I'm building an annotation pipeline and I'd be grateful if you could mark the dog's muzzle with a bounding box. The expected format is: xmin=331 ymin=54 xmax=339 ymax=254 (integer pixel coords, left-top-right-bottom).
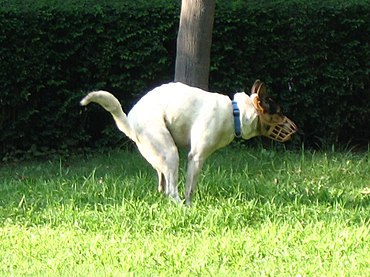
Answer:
xmin=260 ymin=116 xmax=297 ymax=142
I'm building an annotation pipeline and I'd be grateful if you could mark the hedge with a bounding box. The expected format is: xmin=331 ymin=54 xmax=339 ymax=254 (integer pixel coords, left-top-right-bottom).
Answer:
xmin=211 ymin=0 xmax=370 ymax=148
xmin=0 ymin=0 xmax=369 ymax=159
xmin=0 ymin=0 xmax=179 ymax=159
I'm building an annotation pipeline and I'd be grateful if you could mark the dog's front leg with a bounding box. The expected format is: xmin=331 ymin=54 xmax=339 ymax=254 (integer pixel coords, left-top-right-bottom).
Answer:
xmin=185 ymin=153 xmax=204 ymax=206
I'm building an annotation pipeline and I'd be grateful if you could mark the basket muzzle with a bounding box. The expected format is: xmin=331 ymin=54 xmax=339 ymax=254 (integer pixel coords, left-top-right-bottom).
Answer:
xmin=252 ymin=95 xmax=297 ymax=142
xmin=260 ymin=116 xmax=297 ymax=142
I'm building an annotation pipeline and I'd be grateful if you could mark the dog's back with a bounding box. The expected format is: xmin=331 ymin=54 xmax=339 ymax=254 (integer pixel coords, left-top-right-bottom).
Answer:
xmin=128 ymin=82 xmax=233 ymax=147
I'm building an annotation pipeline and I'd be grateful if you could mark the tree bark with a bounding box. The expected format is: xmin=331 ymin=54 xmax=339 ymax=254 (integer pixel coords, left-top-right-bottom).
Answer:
xmin=174 ymin=0 xmax=216 ymax=91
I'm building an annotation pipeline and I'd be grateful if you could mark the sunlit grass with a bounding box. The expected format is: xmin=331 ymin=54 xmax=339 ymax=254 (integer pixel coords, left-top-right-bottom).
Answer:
xmin=0 ymin=146 xmax=369 ymax=276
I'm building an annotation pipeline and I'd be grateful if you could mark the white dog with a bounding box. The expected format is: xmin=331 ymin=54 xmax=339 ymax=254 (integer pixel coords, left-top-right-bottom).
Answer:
xmin=80 ymin=80 xmax=296 ymax=205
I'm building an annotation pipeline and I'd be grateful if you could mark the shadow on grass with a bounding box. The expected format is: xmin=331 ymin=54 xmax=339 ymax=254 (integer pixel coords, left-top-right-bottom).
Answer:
xmin=199 ymin=147 xmax=370 ymax=211
xmin=0 ymin=147 xmax=369 ymax=226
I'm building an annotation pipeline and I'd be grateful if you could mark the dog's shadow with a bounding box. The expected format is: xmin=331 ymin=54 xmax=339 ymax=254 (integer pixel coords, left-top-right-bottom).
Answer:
xmin=195 ymin=147 xmax=369 ymax=213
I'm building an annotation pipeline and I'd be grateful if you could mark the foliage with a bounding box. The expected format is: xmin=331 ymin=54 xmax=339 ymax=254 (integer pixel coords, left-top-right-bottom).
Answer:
xmin=0 ymin=0 xmax=369 ymax=159
xmin=0 ymin=147 xmax=369 ymax=275
xmin=211 ymin=0 xmax=370 ymax=147
xmin=0 ymin=0 xmax=179 ymax=159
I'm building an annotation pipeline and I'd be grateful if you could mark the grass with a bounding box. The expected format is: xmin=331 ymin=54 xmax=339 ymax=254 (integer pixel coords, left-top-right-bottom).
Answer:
xmin=0 ymin=146 xmax=369 ymax=276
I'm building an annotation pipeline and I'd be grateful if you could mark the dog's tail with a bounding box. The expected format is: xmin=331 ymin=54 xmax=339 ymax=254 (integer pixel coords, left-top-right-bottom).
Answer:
xmin=80 ymin=90 xmax=134 ymax=139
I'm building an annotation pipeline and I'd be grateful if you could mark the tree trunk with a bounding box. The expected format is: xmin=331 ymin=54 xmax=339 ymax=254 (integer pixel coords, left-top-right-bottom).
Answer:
xmin=174 ymin=0 xmax=216 ymax=91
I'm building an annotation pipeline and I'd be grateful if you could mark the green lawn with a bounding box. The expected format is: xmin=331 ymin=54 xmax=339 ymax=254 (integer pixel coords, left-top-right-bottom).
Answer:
xmin=0 ymin=146 xmax=369 ymax=276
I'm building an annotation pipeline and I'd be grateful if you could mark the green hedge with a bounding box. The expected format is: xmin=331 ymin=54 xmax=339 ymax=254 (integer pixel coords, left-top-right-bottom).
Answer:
xmin=0 ymin=0 xmax=179 ymax=158
xmin=0 ymin=0 xmax=369 ymax=159
xmin=210 ymin=0 xmax=370 ymax=147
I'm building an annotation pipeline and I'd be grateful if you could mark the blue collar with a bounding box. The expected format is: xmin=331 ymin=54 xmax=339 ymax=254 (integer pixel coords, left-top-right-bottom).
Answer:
xmin=232 ymin=101 xmax=241 ymax=137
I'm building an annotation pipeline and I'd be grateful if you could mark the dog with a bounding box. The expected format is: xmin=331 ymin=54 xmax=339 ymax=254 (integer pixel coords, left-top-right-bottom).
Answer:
xmin=80 ymin=80 xmax=297 ymax=205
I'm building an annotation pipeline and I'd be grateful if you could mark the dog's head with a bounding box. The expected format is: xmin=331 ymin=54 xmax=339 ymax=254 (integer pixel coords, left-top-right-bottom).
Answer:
xmin=250 ymin=80 xmax=297 ymax=142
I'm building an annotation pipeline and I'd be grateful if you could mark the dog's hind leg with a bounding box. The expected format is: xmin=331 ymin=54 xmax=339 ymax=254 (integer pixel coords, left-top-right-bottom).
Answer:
xmin=135 ymin=130 xmax=181 ymax=203
xmin=157 ymin=171 xmax=166 ymax=193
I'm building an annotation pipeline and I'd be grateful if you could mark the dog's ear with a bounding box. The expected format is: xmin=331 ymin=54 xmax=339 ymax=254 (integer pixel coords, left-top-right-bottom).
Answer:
xmin=251 ymin=80 xmax=263 ymax=95
xmin=251 ymin=80 xmax=271 ymax=113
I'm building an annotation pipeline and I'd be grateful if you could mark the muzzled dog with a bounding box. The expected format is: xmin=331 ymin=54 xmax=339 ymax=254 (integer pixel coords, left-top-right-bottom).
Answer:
xmin=80 ymin=80 xmax=297 ymax=205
